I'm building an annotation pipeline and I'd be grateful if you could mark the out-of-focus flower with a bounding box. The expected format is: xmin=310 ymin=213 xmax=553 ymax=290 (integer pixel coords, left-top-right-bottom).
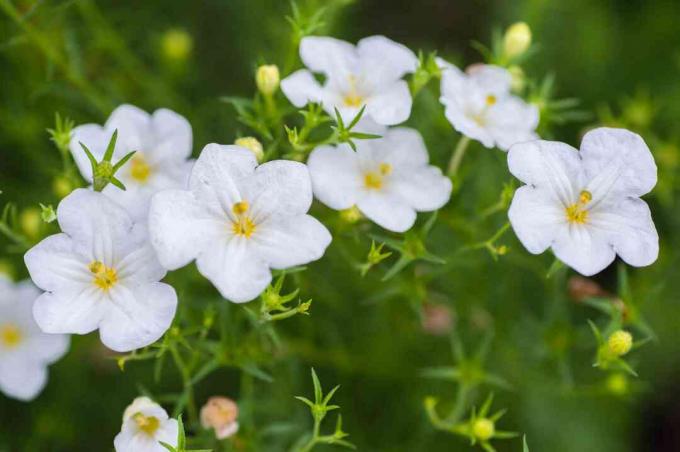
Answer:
xmin=20 ymin=207 xmax=42 ymax=240
xmin=0 ymin=276 xmax=69 ymax=401
xmin=438 ymin=60 xmax=539 ymax=151
xmin=256 ymin=65 xmax=280 ymax=96
xmin=161 ymin=28 xmax=193 ymax=62
xmin=149 ymin=145 xmax=332 ymax=303
xmin=503 ymin=22 xmax=532 ymax=60
xmin=69 ymin=104 xmax=194 ymax=221
xmin=567 ymin=275 xmax=608 ymax=302
xmin=421 ymin=303 xmax=453 ymax=335
xmin=307 ymin=128 xmax=451 ymax=232
xmin=200 ymin=396 xmax=239 ymax=439
xmin=281 ymin=35 xmax=417 ymax=125
xmin=508 ymin=128 xmax=658 ymax=276
xmin=234 ymin=136 xmax=264 ymax=162
xmin=114 ymin=396 xmax=178 ymax=452
xmin=24 ymin=189 xmax=177 ymax=352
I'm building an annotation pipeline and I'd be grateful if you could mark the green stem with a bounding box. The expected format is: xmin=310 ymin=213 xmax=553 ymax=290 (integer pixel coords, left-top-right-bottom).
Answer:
xmin=170 ymin=345 xmax=198 ymax=426
xmin=447 ymin=136 xmax=471 ymax=178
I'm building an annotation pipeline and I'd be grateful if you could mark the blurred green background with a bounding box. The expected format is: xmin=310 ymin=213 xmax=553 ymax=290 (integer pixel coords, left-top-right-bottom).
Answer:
xmin=2 ymin=0 xmax=680 ymax=451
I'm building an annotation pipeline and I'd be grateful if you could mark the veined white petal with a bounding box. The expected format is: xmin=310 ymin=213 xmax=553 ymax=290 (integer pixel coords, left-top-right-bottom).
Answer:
xmin=24 ymin=233 xmax=91 ymax=292
xmin=105 ymin=104 xmax=151 ymax=152
xmin=300 ymin=36 xmax=358 ymax=77
xmin=508 ymin=186 xmax=564 ymax=254
xmin=391 ymin=166 xmax=452 ymax=211
xmin=307 ymin=144 xmax=362 ymax=210
xmin=148 ymin=108 xmax=193 ymax=162
xmin=486 ymin=97 xmax=539 ymax=151
xmin=32 ymin=285 xmax=106 ymax=335
xmin=365 ymin=80 xmax=412 ymax=125
xmin=356 ymin=191 xmax=417 ymax=233
xmin=552 ymin=224 xmax=616 ymax=276
xmin=363 ymin=127 xmax=428 ymax=167
xmin=280 ymin=69 xmax=326 ymax=108
xmin=357 ymin=35 xmax=417 ymax=83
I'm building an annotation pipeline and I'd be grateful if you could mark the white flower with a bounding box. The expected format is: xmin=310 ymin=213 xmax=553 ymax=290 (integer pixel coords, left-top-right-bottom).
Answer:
xmin=508 ymin=127 xmax=659 ymax=276
xmin=70 ymin=104 xmax=194 ymax=221
xmin=281 ymin=35 xmax=418 ymax=126
xmin=439 ymin=61 xmax=539 ymax=150
xmin=24 ymin=189 xmax=178 ymax=352
xmin=0 ymin=276 xmax=69 ymax=401
xmin=114 ymin=396 xmax=178 ymax=452
xmin=148 ymin=144 xmax=332 ymax=303
xmin=307 ymin=128 xmax=452 ymax=232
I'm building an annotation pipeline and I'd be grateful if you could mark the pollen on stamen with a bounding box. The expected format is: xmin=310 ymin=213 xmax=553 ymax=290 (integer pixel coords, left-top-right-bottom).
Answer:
xmin=231 ymin=201 xmax=256 ymax=237
xmin=486 ymin=94 xmax=497 ymax=106
xmin=130 ymin=155 xmax=152 ymax=183
xmin=232 ymin=201 xmax=249 ymax=215
xmin=579 ymin=190 xmax=592 ymax=204
xmin=0 ymin=324 xmax=22 ymax=348
xmin=379 ymin=163 xmax=392 ymax=175
xmin=89 ymin=261 xmax=118 ymax=291
xmin=133 ymin=413 xmax=160 ymax=436
xmin=344 ymin=93 xmax=363 ymax=107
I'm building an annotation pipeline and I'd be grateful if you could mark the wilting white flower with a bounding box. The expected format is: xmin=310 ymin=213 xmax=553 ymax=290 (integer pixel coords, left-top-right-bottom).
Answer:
xmin=307 ymin=128 xmax=452 ymax=232
xmin=0 ymin=277 xmax=69 ymax=401
xmin=148 ymin=144 xmax=332 ymax=303
xmin=70 ymin=104 xmax=194 ymax=221
xmin=114 ymin=396 xmax=178 ymax=452
xmin=508 ymin=127 xmax=658 ymax=276
xmin=281 ymin=35 xmax=418 ymax=126
xmin=24 ymin=189 xmax=178 ymax=352
xmin=439 ymin=61 xmax=539 ymax=150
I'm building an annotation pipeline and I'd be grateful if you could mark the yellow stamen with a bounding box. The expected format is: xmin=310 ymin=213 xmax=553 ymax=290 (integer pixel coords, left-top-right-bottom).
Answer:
xmin=232 ymin=201 xmax=249 ymax=216
xmin=231 ymin=201 xmax=256 ymax=237
xmin=133 ymin=413 xmax=160 ymax=436
xmin=486 ymin=94 xmax=497 ymax=106
xmin=0 ymin=324 xmax=22 ymax=348
xmin=379 ymin=163 xmax=392 ymax=175
xmin=89 ymin=261 xmax=118 ymax=291
xmin=364 ymin=163 xmax=392 ymax=190
xmin=129 ymin=155 xmax=152 ymax=183
xmin=565 ymin=190 xmax=592 ymax=224
xmin=343 ymin=75 xmax=364 ymax=107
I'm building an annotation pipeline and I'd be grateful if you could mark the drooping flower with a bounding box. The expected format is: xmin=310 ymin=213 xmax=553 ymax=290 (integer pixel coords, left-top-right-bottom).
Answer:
xmin=24 ymin=189 xmax=178 ymax=352
xmin=148 ymin=144 xmax=332 ymax=303
xmin=70 ymin=104 xmax=194 ymax=221
xmin=200 ymin=396 xmax=239 ymax=439
xmin=438 ymin=61 xmax=539 ymax=150
xmin=507 ymin=127 xmax=659 ymax=276
xmin=281 ymin=35 xmax=418 ymax=126
xmin=114 ymin=396 xmax=178 ymax=452
xmin=0 ymin=276 xmax=69 ymax=401
xmin=307 ymin=128 xmax=452 ymax=232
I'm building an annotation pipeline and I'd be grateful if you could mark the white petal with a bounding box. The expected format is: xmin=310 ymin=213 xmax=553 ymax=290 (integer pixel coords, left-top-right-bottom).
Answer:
xmin=300 ymin=36 xmax=357 ymax=76
xmin=253 ymin=215 xmax=332 ymax=269
xmin=117 ymin=228 xmax=167 ymax=284
xmin=69 ymin=124 xmax=110 ymax=182
xmin=580 ymin=127 xmax=657 ymax=198
xmin=99 ymin=283 xmax=177 ymax=352
xmin=508 ymin=186 xmax=564 ymax=254
xmin=196 ymin=238 xmax=272 ymax=303
xmin=368 ymin=127 xmax=429 ymax=167
xmin=552 ymin=225 xmax=616 ymax=276
xmin=105 ymin=104 xmax=151 ymax=152
xmin=467 ymin=65 xmax=512 ymax=97
xmin=356 ymin=191 xmax=417 ymax=233
xmin=25 ymin=333 xmax=70 ymax=364
xmin=32 ymin=286 xmax=106 ymax=335
xmin=0 ymin=355 xmax=47 ymax=401
xmin=281 ymin=69 xmax=326 ymax=107
xmin=357 ymin=35 xmax=417 ymax=83
xmin=365 ymin=80 xmax=412 ymax=125
xmin=391 ymin=166 xmax=452 ymax=211
xmin=507 ymin=140 xmax=584 ymax=208
xmin=307 ymin=144 xmax=361 ymax=210
xmin=590 ymin=198 xmax=658 ymax=268
xmin=24 ymin=233 xmax=90 ymax=292
xmin=486 ymin=97 xmax=539 ymax=151
xmin=441 ymin=100 xmax=495 ymax=148
xmin=148 ymin=108 xmax=193 ymax=162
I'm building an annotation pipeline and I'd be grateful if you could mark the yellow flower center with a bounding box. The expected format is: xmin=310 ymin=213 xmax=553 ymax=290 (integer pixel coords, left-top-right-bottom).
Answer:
xmin=343 ymin=75 xmax=364 ymax=107
xmin=133 ymin=413 xmax=160 ymax=436
xmin=363 ymin=163 xmax=392 ymax=190
xmin=486 ymin=94 xmax=497 ymax=106
xmin=0 ymin=324 xmax=22 ymax=348
xmin=231 ymin=201 xmax=256 ymax=238
xmin=130 ymin=155 xmax=152 ymax=183
xmin=89 ymin=261 xmax=118 ymax=291
xmin=565 ymin=190 xmax=592 ymax=224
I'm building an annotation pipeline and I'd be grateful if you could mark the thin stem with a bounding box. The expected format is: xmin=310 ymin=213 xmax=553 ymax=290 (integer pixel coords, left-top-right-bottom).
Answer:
xmin=170 ymin=345 xmax=198 ymax=426
xmin=447 ymin=136 xmax=471 ymax=178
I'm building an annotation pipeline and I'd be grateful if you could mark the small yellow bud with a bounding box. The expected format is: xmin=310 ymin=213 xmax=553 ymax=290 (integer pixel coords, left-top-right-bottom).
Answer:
xmin=20 ymin=207 xmax=42 ymax=240
xmin=503 ymin=22 xmax=532 ymax=60
xmin=235 ymin=137 xmax=264 ymax=162
xmin=52 ymin=176 xmax=73 ymax=198
xmin=256 ymin=64 xmax=280 ymax=96
xmin=606 ymin=373 xmax=629 ymax=396
xmin=607 ymin=330 xmax=633 ymax=357
xmin=161 ymin=28 xmax=193 ymax=62
xmin=0 ymin=259 xmax=14 ymax=279
xmin=339 ymin=205 xmax=363 ymax=223
xmin=472 ymin=418 xmax=495 ymax=442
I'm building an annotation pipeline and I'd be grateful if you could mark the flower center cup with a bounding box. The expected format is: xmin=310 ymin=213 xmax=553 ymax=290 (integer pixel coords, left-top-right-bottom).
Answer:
xmin=565 ymin=190 xmax=592 ymax=224
xmin=89 ymin=261 xmax=118 ymax=291
xmin=129 ymin=154 xmax=152 ymax=183
xmin=133 ymin=413 xmax=160 ymax=436
xmin=231 ymin=201 xmax=256 ymax=238
xmin=364 ymin=163 xmax=392 ymax=190
xmin=0 ymin=324 xmax=22 ymax=348
xmin=343 ymin=75 xmax=364 ymax=107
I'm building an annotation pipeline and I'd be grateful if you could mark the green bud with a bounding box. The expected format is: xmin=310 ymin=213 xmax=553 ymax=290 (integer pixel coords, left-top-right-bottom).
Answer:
xmin=472 ymin=417 xmax=495 ymax=442
xmin=256 ymin=64 xmax=280 ymax=96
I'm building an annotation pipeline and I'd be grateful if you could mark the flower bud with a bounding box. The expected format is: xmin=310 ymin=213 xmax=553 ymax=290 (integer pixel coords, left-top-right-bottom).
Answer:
xmin=568 ymin=276 xmax=606 ymax=302
xmin=20 ymin=207 xmax=41 ymax=240
xmin=607 ymin=330 xmax=632 ymax=357
xmin=472 ymin=418 xmax=495 ymax=442
xmin=339 ymin=205 xmax=363 ymax=223
xmin=503 ymin=22 xmax=532 ymax=60
xmin=256 ymin=65 xmax=280 ymax=96
xmin=421 ymin=303 xmax=453 ymax=336
xmin=161 ymin=28 xmax=193 ymax=62
xmin=235 ymin=137 xmax=264 ymax=162
xmin=606 ymin=373 xmax=629 ymax=396
xmin=52 ymin=176 xmax=73 ymax=198
xmin=200 ymin=396 xmax=239 ymax=440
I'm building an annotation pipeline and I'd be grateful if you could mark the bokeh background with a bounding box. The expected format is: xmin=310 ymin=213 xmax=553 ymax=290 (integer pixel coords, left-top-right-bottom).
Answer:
xmin=2 ymin=0 xmax=680 ymax=451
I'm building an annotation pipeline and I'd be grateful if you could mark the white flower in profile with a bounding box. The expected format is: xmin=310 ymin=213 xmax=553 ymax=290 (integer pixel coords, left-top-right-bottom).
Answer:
xmin=24 ymin=189 xmax=177 ymax=352
xmin=70 ymin=104 xmax=194 ymax=221
xmin=508 ymin=127 xmax=659 ymax=276
xmin=148 ymin=144 xmax=332 ymax=303
xmin=307 ymin=128 xmax=452 ymax=232
xmin=438 ymin=60 xmax=539 ymax=150
xmin=281 ymin=35 xmax=418 ymax=126
xmin=0 ymin=276 xmax=69 ymax=401
xmin=114 ymin=396 xmax=178 ymax=452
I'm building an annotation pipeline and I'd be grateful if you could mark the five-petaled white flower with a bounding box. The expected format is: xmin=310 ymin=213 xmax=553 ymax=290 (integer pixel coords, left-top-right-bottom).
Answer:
xmin=0 ymin=276 xmax=69 ymax=401
xmin=70 ymin=104 xmax=194 ymax=221
xmin=438 ymin=60 xmax=539 ymax=150
xmin=24 ymin=189 xmax=178 ymax=352
xmin=114 ymin=396 xmax=178 ymax=452
xmin=307 ymin=128 xmax=452 ymax=232
xmin=281 ymin=35 xmax=418 ymax=126
xmin=508 ymin=127 xmax=659 ymax=276
xmin=148 ymin=144 xmax=332 ymax=303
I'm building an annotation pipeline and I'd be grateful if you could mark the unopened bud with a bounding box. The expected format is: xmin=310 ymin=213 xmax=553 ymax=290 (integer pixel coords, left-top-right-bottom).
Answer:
xmin=606 ymin=373 xmax=629 ymax=396
xmin=161 ymin=28 xmax=193 ymax=62
xmin=421 ymin=303 xmax=453 ymax=336
xmin=52 ymin=176 xmax=73 ymax=198
xmin=568 ymin=276 xmax=606 ymax=302
xmin=607 ymin=330 xmax=633 ymax=357
xmin=200 ymin=396 xmax=239 ymax=439
xmin=472 ymin=418 xmax=495 ymax=442
xmin=503 ymin=22 xmax=532 ymax=60
xmin=339 ymin=205 xmax=362 ymax=223
xmin=235 ymin=137 xmax=264 ymax=162
xmin=20 ymin=207 xmax=42 ymax=239
xmin=256 ymin=65 xmax=280 ymax=96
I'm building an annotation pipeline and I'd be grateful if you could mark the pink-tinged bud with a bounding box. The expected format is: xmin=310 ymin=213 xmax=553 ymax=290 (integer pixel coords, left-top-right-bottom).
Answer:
xmin=200 ymin=396 xmax=239 ymax=439
xmin=421 ymin=303 xmax=453 ymax=336
xmin=567 ymin=276 xmax=607 ymax=302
